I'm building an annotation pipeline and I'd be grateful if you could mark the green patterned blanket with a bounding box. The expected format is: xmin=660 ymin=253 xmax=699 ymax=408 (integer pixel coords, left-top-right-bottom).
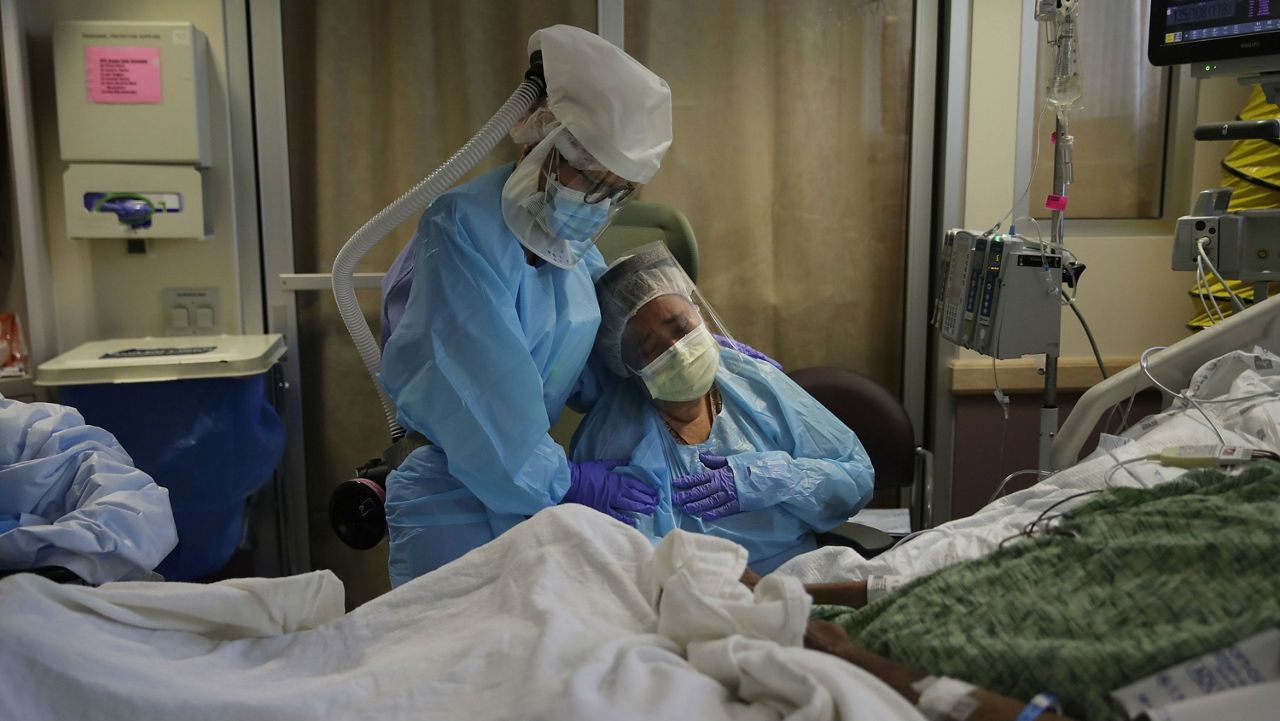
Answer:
xmin=814 ymin=461 xmax=1280 ymax=720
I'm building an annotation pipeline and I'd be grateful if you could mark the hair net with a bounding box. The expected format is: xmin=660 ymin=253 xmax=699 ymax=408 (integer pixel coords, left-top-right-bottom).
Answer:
xmin=509 ymin=105 xmax=558 ymax=146
xmin=595 ymin=241 xmax=696 ymax=377
xmin=529 ymin=25 xmax=672 ymax=183
xmin=510 ymin=107 xmax=611 ymax=176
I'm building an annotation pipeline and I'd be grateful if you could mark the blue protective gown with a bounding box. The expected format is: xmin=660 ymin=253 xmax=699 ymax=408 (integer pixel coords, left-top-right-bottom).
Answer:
xmin=380 ymin=163 xmax=606 ymax=586
xmin=570 ymin=352 xmax=875 ymax=573
xmin=0 ymin=395 xmax=176 ymax=583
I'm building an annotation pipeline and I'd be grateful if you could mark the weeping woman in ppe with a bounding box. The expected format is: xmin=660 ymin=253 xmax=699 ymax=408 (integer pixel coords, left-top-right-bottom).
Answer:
xmin=377 ymin=26 xmax=672 ymax=586
xmin=570 ymin=243 xmax=876 ymax=573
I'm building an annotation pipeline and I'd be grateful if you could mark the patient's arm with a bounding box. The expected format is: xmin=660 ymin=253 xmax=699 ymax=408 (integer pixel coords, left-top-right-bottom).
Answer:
xmin=739 ymin=569 xmax=869 ymax=609
xmin=803 ymin=581 xmax=868 ymax=608
xmin=804 ymin=620 xmax=1077 ymax=721
xmin=741 ymin=573 xmax=1073 ymax=716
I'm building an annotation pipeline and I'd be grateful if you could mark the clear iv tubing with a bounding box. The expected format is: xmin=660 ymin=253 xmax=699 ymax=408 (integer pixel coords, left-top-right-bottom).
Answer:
xmin=332 ymin=77 xmax=546 ymax=440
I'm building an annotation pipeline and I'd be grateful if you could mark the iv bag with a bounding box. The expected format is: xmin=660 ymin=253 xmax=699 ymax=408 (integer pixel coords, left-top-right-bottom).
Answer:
xmin=1045 ymin=12 xmax=1082 ymax=110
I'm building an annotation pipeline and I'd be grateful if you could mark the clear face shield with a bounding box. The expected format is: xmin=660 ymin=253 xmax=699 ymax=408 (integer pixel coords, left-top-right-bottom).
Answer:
xmin=596 ymin=242 xmax=755 ymax=479
xmin=596 ymin=242 xmax=749 ymax=403
xmin=502 ymin=123 xmax=641 ymax=269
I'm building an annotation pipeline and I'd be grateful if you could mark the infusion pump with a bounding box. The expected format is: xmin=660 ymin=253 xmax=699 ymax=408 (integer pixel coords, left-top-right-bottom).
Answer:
xmin=931 ymin=230 xmax=1064 ymax=359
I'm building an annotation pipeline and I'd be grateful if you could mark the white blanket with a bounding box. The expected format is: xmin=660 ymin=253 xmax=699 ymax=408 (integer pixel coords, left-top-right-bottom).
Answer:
xmin=0 ymin=505 xmax=923 ymax=721
xmin=777 ymin=347 xmax=1280 ymax=589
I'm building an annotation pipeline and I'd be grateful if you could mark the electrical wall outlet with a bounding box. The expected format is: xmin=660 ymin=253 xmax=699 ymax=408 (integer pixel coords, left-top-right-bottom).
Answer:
xmin=163 ymin=288 xmax=220 ymax=336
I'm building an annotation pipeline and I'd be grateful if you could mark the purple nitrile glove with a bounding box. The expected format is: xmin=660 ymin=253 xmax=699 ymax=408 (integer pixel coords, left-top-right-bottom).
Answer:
xmin=714 ymin=335 xmax=783 ymax=372
xmin=562 ymin=459 xmax=659 ymax=527
xmin=672 ymin=452 xmax=742 ymax=521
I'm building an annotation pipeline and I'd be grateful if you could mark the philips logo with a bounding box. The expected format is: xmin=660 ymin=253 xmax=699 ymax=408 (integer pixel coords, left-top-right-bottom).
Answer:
xmin=1240 ymin=41 xmax=1262 ymax=49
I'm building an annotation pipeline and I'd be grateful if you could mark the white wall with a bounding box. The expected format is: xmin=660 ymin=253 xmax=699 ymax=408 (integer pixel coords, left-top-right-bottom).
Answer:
xmin=962 ymin=0 xmax=1251 ymax=363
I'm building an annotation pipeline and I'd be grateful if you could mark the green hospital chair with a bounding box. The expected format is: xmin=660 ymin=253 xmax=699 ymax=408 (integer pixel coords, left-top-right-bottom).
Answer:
xmin=594 ymin=201 xmax=699 ymax=281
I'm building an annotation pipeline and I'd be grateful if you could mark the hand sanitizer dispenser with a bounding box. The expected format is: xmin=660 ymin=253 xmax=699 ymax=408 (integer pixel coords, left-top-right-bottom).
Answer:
xmin=53 ymin=21 xmax=213 ymax=240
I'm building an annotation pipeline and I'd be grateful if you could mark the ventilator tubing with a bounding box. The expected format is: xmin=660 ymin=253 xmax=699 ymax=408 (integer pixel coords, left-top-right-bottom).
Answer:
xmin=332 ymin=78 xmax=546 ymax=439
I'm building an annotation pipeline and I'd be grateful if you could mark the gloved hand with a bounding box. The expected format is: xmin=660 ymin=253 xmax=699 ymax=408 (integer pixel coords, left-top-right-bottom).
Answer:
xmin=562 ymin=459 xmax=659 ymax=527
xmin=672 ymin=453 xmax=742 ymax=520
xmin=714 ymin=335 xmax=783 ymax=371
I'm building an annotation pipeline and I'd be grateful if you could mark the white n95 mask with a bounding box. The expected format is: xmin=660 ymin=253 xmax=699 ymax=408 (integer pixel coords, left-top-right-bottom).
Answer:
xmin=635 ymin=324 xmax=720 ymax=402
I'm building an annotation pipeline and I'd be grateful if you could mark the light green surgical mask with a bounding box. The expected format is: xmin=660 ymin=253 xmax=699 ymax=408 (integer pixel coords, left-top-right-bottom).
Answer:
xmin=634 ymin=324 xmax=720 ymax=402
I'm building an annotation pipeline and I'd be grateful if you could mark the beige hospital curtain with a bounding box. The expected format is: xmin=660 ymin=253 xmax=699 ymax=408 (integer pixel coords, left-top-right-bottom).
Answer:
xmin=625 ymin=0 xmax=913 ymax=387
xmin=282 ymin=0 xmax=914 ymax=607
xmin=281 ymin=0 xmax=597 ymax=608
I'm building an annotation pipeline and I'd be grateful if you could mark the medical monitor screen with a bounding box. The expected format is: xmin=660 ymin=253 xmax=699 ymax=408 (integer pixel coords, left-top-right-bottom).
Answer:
xmin=1149 ymin=0 xmax=1280 ymax=65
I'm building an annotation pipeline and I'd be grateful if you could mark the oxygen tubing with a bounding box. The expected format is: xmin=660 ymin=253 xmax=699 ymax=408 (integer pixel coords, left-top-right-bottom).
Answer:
xmin=331 ymin=77 xmax=546 ymax=440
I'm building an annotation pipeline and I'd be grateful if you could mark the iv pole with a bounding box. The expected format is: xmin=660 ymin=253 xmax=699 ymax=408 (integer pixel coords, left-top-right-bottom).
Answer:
xmin=1036 ymin=0 xmax=1078 ymax=471
xmin=1039 ymin=114 xmax=1070 ymax=471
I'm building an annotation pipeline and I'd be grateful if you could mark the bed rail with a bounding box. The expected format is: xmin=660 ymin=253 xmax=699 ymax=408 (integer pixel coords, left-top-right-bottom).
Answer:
xmin=1051 ymin=293 xmax=1280 ymax=469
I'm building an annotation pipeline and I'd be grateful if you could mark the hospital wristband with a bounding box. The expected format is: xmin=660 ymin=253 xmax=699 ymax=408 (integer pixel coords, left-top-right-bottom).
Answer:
xmin=912 ymin=675 xmax=978 ymax=721
xmin=1015 ymin=692 xmax=1061 ymax=721
xmin=867 ymin=575 xmax=909 ymax=603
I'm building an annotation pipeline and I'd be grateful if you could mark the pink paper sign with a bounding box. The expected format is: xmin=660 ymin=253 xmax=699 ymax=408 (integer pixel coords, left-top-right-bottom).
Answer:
xmin=1044 ymin=194 xmax=1069 ymax=211
xmin=85 ymin=46 xmax=162 ymax=104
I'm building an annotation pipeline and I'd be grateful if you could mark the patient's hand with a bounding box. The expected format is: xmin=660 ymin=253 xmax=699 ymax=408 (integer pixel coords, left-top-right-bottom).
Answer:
xmin=801 ymin=620 xmax=1080 ymax=719
xmin=803 ymin=619 xmax=852 ymax=656
xmin=739 ymin=567 xmax=762 ymax=591
xmin=803 ymin=620 xmax=920 ymax=699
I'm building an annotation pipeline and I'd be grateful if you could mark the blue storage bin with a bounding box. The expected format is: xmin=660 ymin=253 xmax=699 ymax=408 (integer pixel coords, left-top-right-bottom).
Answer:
xmin=39 ymin=335 xmax=287 ymax=580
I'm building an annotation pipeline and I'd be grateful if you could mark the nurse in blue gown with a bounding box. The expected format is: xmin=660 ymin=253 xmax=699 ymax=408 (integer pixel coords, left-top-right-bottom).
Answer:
xmin=378 ymin=25 xmax=673 ymax=586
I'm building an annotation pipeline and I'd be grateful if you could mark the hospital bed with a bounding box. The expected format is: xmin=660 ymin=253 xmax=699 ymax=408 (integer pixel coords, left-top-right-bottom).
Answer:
xmin=3 ymin=299 xmax=1277 ymax=721
xmin=1052 ymin=292 xmax=1280 ymax=469
xmin=778 ymin=295 xmax=1280 ymax=587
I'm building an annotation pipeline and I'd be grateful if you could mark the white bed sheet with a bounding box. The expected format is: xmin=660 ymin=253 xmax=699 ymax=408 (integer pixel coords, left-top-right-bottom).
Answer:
xmin=0 ymin=504 xmax=924 ymax=721
xmin=776 ymin=347 xmax=1280 ymax=588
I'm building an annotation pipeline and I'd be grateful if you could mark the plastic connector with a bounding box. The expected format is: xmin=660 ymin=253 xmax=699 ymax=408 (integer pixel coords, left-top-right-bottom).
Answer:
xmin=1063 ymin=261 xmax=1085 ymax=289
xmin=1152 ymin=445 xmax=1253 ymax=469
xmin=993 ymin=388 xmax=1011 ymax=419
xmin=525 ymin=50 xmax=547 ymax=93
